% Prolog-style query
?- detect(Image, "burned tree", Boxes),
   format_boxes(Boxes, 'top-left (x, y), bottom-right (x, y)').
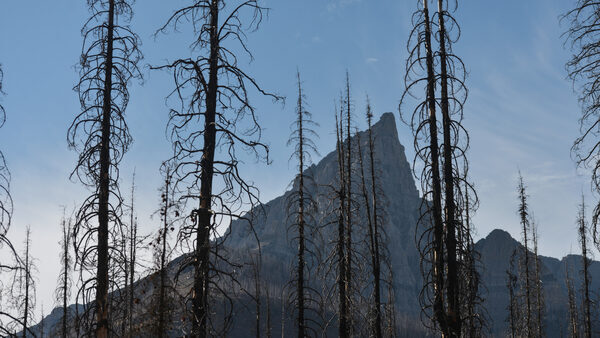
top-left (342, 74), bottom-right (355, 335)
top-left (68, 0), bottom-right (142, 335)
top-left (122, 173), bottom-right (143, 336)
top-left (577, 195), bottom-right (592, 338)
top-left (155, 1), bottom-right (280, 335)
top-left (506, 251), bottom-right (520, 338)
top-left (333, 108), bottom-right (350, 338)
top-left (286, 71), bottom-right (320, 337)
top-left (54, 210), bottom-right (73, 338)
top-left (11, 227), bottom-right (36, 338)
top-left (564, 1), bottom-right (600, 248)
top-left (401, 0), bottom-right (479, 335)
top-left (0, 64), bottom-right (20, 337)
top-left (566, 263), bottom-right (580, 338)
top-left (147, 167), bottom-right (181, 337)
top-left (531, 220), bottom-right (545, 337)
top-left (356, 99), bottom-right (384, 338)
top-left (401, 0), bottom-right (445, 331)
top-left (0, 64), bottom-right (12, 254)
top-left (517, 174), bottom-right (533, 336)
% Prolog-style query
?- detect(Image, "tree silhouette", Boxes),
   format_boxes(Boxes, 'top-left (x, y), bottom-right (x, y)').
top-left (531, 220), bottom-right (545, 337)
top-left (506, 251), bottom-right (520, 338)
top-left (0, 63), bottom-right (20, 337)
top-left (401, 0), bottom-right (479, 335)
top-left (565, 263), bottom-right (579, 338)
top-left (400, 0), bottom-right (445, 331)
top-left (577, 195), bottom-right (592, 338)
top-left (67, 0), bottom-right (142, 335)
top-left (333, 107), bottom-right (350, 338)
top-left (147, 167), bottom-right (181, 337)
top-left (54, 210), bottom-right (73, 338)
top-left (11, 227), bottom-right (37, 338)
top-left (286, 71), bottom-right (320, 337)
top-left (356, 99), bottom-right (386, 338)
top-left (517, 174), bottom-right (533, 336)
top-left (564, 1), bottom-right (600, 244)
top-left (155, 1), bottom-right (281, 335)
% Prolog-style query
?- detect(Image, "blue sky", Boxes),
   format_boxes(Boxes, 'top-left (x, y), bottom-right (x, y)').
top-left (0, 0), bottom-right (589, 319)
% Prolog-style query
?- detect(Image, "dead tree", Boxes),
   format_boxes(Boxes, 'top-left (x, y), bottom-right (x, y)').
top-left (459, 175), bottom-right (485, 337)
top-left (286, 71), bottom-right (320, 337)
top-left (401, 0), bottom-right (446, 332)
top-left (356, 98), bottom-right (383, 338)
top-left (401, 0), bottom-right (478, 335)
top-left (566, 263), bottom-right (580, 338)
top-left (148, 167), bottom-right (181, 337)
top-left (334, 110), bottom-right (350, 338)
top-left (343, 74), bottom-right (354, 335)
top-left (531, 220), bottom-right (545, 337)
top-left (0, 64), bottom-right (12, 254)
top-left (40, 305), bottom-right (45, 338)
top-left (0, 64), bottom-right (20, 337)
top-left (577, 195), bottom-right (592, 338)
top-left (506, 251), bottom-right (520, 338)
top-left (54, 210), bottom-right (73, 338)
top-left (68, 0), bottom-right (142, 335)
top-left (12, 227), bottom-right (37, 338)
top-left (563, 1), bottom-right (600, 248)
top-left (517, 174), bottom-right (533, 336)
top-left (155, 1), bottom-right (281, 335)
top-left (124, 172), bottom-right (142, 337)
top-left (330, 84), bottom-right (363, 337)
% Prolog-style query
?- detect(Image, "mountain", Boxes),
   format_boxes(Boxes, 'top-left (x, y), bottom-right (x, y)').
top-left (477, 229), bottom-right (600, 336)
top-left (28, 112), bottom-right (600, 337)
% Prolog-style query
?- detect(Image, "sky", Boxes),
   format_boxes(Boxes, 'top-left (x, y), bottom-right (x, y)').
top-left (0, 0), bottom-right (590, 319)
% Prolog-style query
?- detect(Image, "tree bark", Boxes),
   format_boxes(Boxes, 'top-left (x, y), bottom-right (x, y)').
top-left (95, 1), bottom-right (115, 336)
top-left (423, 0), bottom-right (446, 333)
top-left (192, 1), bottom-right (219, 336)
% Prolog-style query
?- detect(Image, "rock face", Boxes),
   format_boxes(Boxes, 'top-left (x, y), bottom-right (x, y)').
top-left (476, 229), bottom-right (600, 337)
top-left (28, 113), bottom-right (600, 337)
top-left (222, 112), bottom-right (425, 336)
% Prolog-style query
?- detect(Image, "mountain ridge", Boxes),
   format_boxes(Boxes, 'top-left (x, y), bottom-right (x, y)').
top-left (27, 113), bottom-right (600, 337)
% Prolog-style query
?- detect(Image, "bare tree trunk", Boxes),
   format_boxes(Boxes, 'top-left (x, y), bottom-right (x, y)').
top-left (343, 73), bottom-right (354, 336)
top-left (158, 171), bottom-right (171, 338)
top-left (436, 1), bottom-right (459, 334)
top-left (517, 174), bottom-right (532, 337)
top-left (335, 112), bottom-right (349, 338)
top-left (295, 73), bottom-right (306, 338)
top-left (358, 102), bottom-right (382, 338)
top-left (566, 264), bottom-right (579, 338)
top-left (128, 175), bottom-right (137, 336)
top-left (22, 227), bottom-right (31, 338)
top-left (423, 0), bottom-right (446, 332)
top-left (578, 196), bottom-right (592, 338)
top-left (61, 215), bottom-right (71, 338)
top-left (532, 221), bottom-right (544, 337)
top-left (192, 1), bottom-right (219, 336)
top-left (95, 1), bottom-right (115, 336)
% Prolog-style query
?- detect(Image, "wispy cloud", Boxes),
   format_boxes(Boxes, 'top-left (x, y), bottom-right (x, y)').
top-left (366, 57), bottom-right (379, 64)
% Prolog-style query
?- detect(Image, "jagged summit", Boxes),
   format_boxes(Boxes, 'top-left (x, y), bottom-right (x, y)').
top-left (27, 112), bottom-right (598, 337)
